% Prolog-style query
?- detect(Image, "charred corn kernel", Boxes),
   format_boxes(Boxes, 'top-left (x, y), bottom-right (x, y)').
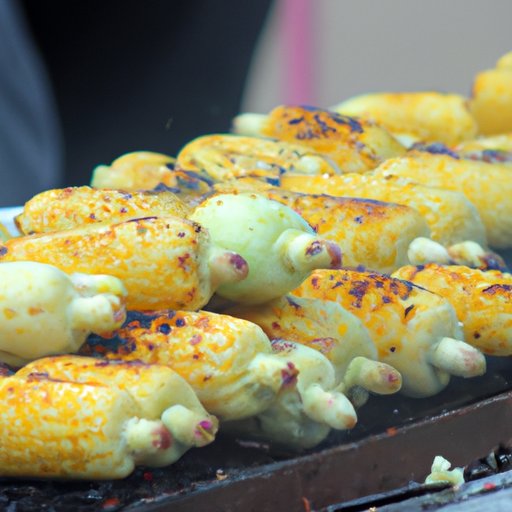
top-left (332, 92), bottom-right (477, 146)
top-left (176, 134), bottom-right (338, 180)
top-left (375, 152), bottom-right (512, 248)
top-left (226, 339), bottom-right (357, 450)
top-left (281, 173), bottom-right (486, 247)
top-left (83, 309), bottom-right (296, 421)
top-left (227, 295), bottom-right (402, 406)
top-left (233, 105), bottom-right (405, 173)
top-left (190, 193), bottom-right (342, 304)
top-left (293, 269), bottom-right (486, 397)
top-left (393, 264), bottom-right (512, 356)
top-left (17, 356), bottom-right (218, 464)
top-left (91, 151), bottom-right (176, 190)
top-left (0, 261), bottom-right (126, 366)
top-left (0, 374), bottom-right (182, 479)
top-left (470, 67), bottom-right (512, 135)
top-left (408, 237), bottom-right (509, 272)
top-left (0, 216), bottom-right (248, 311)
top-left (15, 186), bottom-right (191, 235)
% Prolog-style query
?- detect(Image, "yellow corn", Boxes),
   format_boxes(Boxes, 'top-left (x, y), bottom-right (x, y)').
top-left (176, 134), bottom-right (337, 179)
top-left (454, 133), bottom-right (512, 154)
top-left (16, 355), bottom-right (218, 464)
top-left (227, 295), bottom-right (402, 402)
top-left (0, 374), bottom-right (169, 479)
top-left (91, 151), bottom-right (176, 190)
top-left (233, 105), bottom-right (406, 173)
top-left (293, 269), bottom-right (486, 397)
top-left (374, 152), bottom-right (512, 248)
top-left (332, 92), bottom-right (478, 146)
top-left (82, 309), bottom-right (296, 421)
top-left (0, 261), bottom-right (126, 366)
top-left (280, 173), bottom-right (486, 247)
top-left (15, 186), bottom-right (191, 235)
top-left (0, 216), bottom-right (248, 311)
top-left (392, 264), bottom-right (512, 356)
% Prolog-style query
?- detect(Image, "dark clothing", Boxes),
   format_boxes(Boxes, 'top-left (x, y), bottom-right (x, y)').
top-left (21, 0), bottom-right (273, 187)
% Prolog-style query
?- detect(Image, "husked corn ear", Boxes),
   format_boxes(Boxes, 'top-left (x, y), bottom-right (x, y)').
top-left (91, 151), bottom-right (176, 190)
top-left (17, 356), bottom-right (218, 464)
top-left (281, 173), bottom-right (486, 247)
top-left (293, 269), bottom-right (486, 397)
top-left (393, 264), bottom-right (512, 356)
top-left (83, 309), bottom-right (296, 421)
top-left (190, 193), bottom-right (342, 304)
top-left (408, 237), bottom-right (509, 272)
top-left (0, 261), bottom-right (126, 366)
top-left (233, 105), bottom-right (405, 173)
top-left (227, 295), bottom-right (402, 405)
top-left (15, 186), bottom-right (191, 235)
top-left (0, 216), bottom-right (248, 311)
top-left (225, 340), bottom-right (358, 450)
top-left (470, 62), bottom-right (512, 135)
top-left (0, 375), bottom-right (178, 479)
top-left (176, 134), bottom-right (338, 179)
top-left (332, 92), bottom-right (478, 146)
top-left (375, 152), bottom-right (512, 248)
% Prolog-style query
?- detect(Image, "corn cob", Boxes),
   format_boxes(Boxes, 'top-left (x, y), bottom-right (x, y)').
top-left (16, 355), bottom-right (218, 466)
top-left (392, 263), bottom-right (512, 356)
top-left (293, 269), bottom-right (486, 398)
top-left (331, 92), bottom-right (478, 146)
top-left (408, 237), bottom-right (509, 272)
top-left (227, 295), bottom-right (402, 404)
top-left (233, 105), bottom-right (406, 173)
top-left (280, 173), bottom-right (487, 247)
top-left (0, 216), bottom-right (248, 311)
top-left (216, 182), bottom-right (430, 274)
top-left (91, 151), bottom-right (176, 190)
top-left (225, 339), bottom-right (358, 450)
top-left (15, 186), bottom-right (191, 235)
top-left (469, 59), bottom-right (512, 135)
top-left (82, 309), bottom-right (297, 421)
top-left (374, 152), bottom-right (512, 248)
top-left (190, 193), bottom-right (342, 304)
top-left (0, 261), bottom-right (126, 366)
top-left (176, 134), bottom-right (338, 180)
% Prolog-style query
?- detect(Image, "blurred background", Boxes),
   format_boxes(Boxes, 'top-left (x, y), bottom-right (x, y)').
top-left (1, 0), bottom-right (511, 206)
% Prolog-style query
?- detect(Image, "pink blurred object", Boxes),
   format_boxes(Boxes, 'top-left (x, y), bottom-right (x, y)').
top-left (279, 0), bottom-right (315, 105)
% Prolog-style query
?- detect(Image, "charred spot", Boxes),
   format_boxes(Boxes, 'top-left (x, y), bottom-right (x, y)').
top-left (193, 223), bottom-right (202, 233)
top-left (89, 213), bottom-right (97, 220)
top-left (177, 232), bottom-right (186, 238)
top-left (404, 304), bottom-right (415, 318)
top-left (229, 253), bottom-right (247, 271)
top-left (353, 216), bottom-right (364, 224)
top-left (119, 207), bottom-right (128, 213)
top-left (480, 253), bottom-right (509, 272)
top-left (410, 142), bottom-right (460, 159)
top-left (332, 280), bottom-right (343, 289)
top-left (330, 112), bottom-right (364, 133)
top-left (482, 284), bottom-right (512, 295)
top-left (0, 246), bottom-right (8, 256)
top-left (125, 310), bottom-right (160, 329)
top-left (175, 318), bottom-right (186, 327)
top-left (271, 321), bottom-right (281, 331)
top-left (382, 296), bottom-right (392, 304)
top-left (285, 296), bottom-right (302, 310)
top-left (288, 116), bottom-right (304, 125)
top-left (313, 113), bottom-right (336, 136)
top-left (158, 323), bottom-right (171, 335)
top-left (474, 332), bottom-right (481, 339)
top-left (153, 183), bottom-right (181, 194)
top-left (125, 216), bottom-right (158, 223)
top-left (305, 241), bottom-right (323, 257)
top-left (311, 276), bottom-right (320, 289)
top-left (203, 374), bottom-right (212, 382)
top-left (348, 280), bottom-right (370, 308)
top-left (390, 347), bottom-right (396, 353)
top-left (280, 362), bottom-right (299, 387)
top-left (264, 177), bottom-right (281, 186)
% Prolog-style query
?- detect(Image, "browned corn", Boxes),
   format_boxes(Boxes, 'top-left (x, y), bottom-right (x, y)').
top-left (293, 269), bottom-right (486, 397)
top-left (0, 216), bottom-right (248, 311)
top-left (233, 105), bottom-right (406, 173)
top-left (375, 152), bottom-right (512, 248)
top-left (280, 173), bottom-right (487, 247)
top-left (15, 186), bottom-right (191, 235)
top-left (332, 92), bottom-right (478, 146)
top-left (82, 309), bottom-right (296, 421)
top-left (393, 263), bottom-right (512, 356)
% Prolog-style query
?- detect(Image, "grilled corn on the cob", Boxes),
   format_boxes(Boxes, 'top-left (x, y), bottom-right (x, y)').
top-left (83, 309), bottom-right (296, 421)
top-left (392, 263), bottom-right (512, 356)
top-left (190, 193), bottom-right (342, 303)
top-left (332, 92), bottom-right (478, 146)
top-left (374, 152), bottom-right (512, 248)
top-left (15, 186), bottom-right (191, 235)
top-left (280, 173), bottom-right (487, 247)
top-left (293, 269), bottom-right (486, 397)
top-left (0, 261), bottom-right (126, 366)
top-left (0, 216), bottom-right (248, 311)
top-left (233, 105), bottom-right (405, 173)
